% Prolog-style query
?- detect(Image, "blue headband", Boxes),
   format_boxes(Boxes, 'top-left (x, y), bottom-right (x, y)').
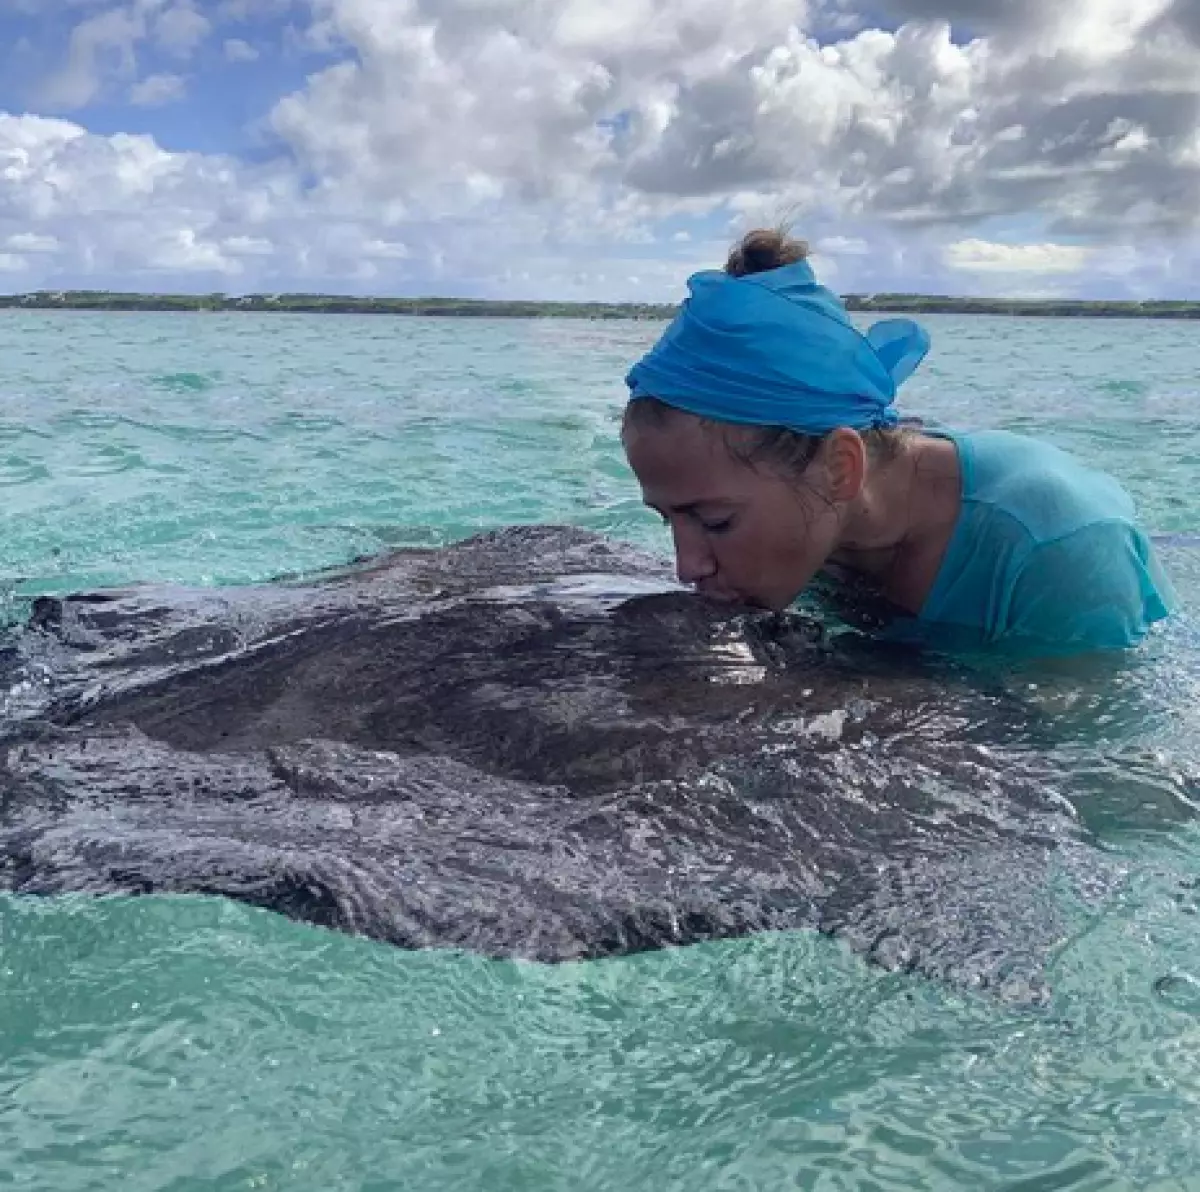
top-left (625, 259), bottom-right (930, 434)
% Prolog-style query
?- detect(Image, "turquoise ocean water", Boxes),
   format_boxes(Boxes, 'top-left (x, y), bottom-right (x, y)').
top-left (2, 311), bottom-right (1199, 1189)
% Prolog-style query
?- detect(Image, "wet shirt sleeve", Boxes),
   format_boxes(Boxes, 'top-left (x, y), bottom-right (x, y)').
top-left (1002, 520), bottom-right (1177, 654)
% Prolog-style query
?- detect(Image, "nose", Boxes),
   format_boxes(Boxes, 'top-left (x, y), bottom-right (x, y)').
top-left (671, 521), bottom-right (717, 587)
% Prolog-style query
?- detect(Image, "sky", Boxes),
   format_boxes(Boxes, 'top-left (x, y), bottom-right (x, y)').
top-left (2, 0), bottom-right (1200, 300)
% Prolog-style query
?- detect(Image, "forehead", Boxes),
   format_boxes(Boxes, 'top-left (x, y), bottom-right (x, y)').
top-left (624, 415), bottom-right (760, 505)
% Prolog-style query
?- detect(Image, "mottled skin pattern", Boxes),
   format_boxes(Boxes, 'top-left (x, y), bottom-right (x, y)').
top-left (0, 527), bottom-right (1111, 1004)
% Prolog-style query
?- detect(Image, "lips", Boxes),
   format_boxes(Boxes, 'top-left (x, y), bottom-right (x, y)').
top-left (695, 585), bottom-right (738, 603)
top-left (694, 585), bottom-right (769, 611)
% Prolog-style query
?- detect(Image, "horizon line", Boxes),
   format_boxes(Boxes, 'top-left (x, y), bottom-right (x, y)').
top-left (3, 290), bottom-right (1200, 320)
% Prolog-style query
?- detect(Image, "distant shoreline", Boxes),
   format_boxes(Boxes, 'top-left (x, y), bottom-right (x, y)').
top-left (3, 291), bottom-right (1200, 320)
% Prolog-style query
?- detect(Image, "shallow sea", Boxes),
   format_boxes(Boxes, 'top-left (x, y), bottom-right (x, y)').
top-left (2, 311), bottom-right (1199, 1190)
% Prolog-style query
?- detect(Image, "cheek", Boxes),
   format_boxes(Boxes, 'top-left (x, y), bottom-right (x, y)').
top-left (737, 498), bottom-right (839, 581)
top-left (789, 505), bottom-right (841, 560)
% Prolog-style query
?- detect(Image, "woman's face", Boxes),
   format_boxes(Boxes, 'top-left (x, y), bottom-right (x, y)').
top-left (623, 413), bottom-right (848, 611)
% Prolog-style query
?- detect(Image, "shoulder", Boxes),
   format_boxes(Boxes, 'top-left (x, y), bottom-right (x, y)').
top-left (952, 429), bottom-right (1137, 545)
top-left (924, 428), bottom-right (1173, 652)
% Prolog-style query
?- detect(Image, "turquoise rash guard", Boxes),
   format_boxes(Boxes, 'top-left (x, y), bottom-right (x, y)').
top-left (909, 428), bottom-right (1177, 655)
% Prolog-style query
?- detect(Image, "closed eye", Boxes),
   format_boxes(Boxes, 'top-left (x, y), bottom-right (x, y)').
top-left (650, 507), bottom-right (734, 533)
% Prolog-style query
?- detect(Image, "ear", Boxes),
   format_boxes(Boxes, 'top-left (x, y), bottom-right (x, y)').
top-left (820, 428), bottom-right (867, 503)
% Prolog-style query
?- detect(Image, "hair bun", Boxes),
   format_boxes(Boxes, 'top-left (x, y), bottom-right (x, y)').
top-left (725, 228), bottom-right (810, 278)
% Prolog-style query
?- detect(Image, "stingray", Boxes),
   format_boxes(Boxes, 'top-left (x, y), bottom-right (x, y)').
top-left (0, 526), bottom-right (1126, 1005)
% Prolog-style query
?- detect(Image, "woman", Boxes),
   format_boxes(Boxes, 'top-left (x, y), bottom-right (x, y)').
top-left (622, 230), bottom-right (1176, 656)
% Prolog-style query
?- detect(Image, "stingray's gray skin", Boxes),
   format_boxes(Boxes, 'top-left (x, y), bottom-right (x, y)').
top-left (0, 527), bottom-right (1109, 1004)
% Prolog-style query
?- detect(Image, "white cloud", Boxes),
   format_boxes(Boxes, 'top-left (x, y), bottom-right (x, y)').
top-left (257, 0), bottom-right (1200, 251)
top-left (217, 0), bottom-right (298, 20)
top-left (222, 235), bottom-right (276, 257)
top-left (36, 1), bottom-right (209, 110)
top-left (129, 72), bottom-right (187, 107)
top-left (361, 238), bottom-right (410, 260)
top-left (5, 233), bottom-right (61, 254)
top-left (223, 37), bottom-right (260, 63)
top-left (39, 6), bottom-right (144, 109)
top-left (819, 236), bottom-right (872, 256)
top-left (142, 227), bottom-right (240, 274)
top-left (0, 112), bottom-right (302, 284)
top-left (11, 0), bottom-right (1200, 298)
top-left (0, 253), bottom-right (28, 273)
top-left (154, 3), bottom-right (211, 58)
top-left (945, 239), bottom-right (1095, 273)
top-left (268, 0), bottom-right (808, 217)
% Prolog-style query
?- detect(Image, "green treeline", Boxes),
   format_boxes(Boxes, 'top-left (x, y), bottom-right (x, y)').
top-left (0, 291), bottom-right (674, 318)
top-left (3, 290), bottom-right (1200, 320)
top-left (845, 294), bottom-right (1200, 319)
